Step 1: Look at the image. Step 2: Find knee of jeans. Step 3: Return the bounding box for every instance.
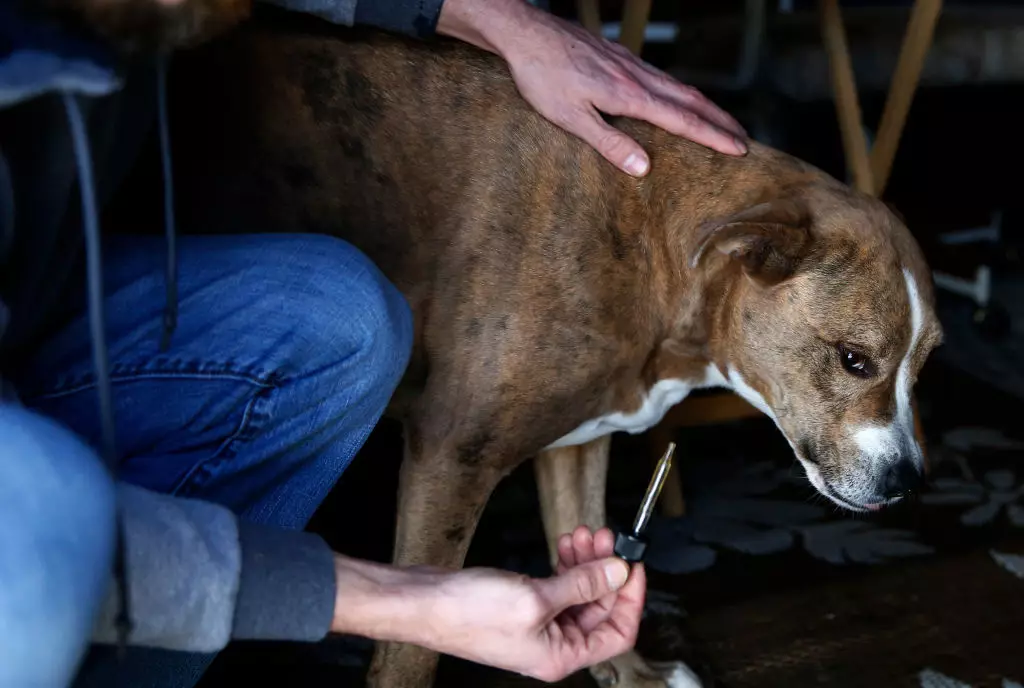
[367,279,413,392]
[301,237,413,392]
[351,269,413,399]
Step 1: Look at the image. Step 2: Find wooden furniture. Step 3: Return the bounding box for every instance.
[576,0,941,517]
[820,0,944,197]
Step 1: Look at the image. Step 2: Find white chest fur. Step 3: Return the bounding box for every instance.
[546,364,729,450]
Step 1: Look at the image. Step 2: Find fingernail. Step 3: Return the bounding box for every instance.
[734,136,748,155]
[604,559,629,589]
[624,153,648,176]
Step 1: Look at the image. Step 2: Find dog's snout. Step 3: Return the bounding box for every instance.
[882,459,925,498]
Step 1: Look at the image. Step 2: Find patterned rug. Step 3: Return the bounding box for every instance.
[196,353,1024,688]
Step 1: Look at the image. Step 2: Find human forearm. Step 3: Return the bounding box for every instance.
[330,527,642,682]
[435,0,531,56]
[329,554,431,643]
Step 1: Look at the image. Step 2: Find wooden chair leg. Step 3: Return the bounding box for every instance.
[576,0,602,36]
[821,0,941,197]
[870,0,943,195]
[819,0,875,194]
[620,0,654,56]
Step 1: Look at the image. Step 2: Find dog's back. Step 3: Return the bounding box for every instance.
[168,11,690,405]
[172,13,635,288]
[163,9,851,436]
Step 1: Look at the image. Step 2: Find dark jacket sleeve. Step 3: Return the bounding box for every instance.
[263,0,446,38]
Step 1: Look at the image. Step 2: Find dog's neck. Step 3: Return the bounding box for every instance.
[613,133,821,385]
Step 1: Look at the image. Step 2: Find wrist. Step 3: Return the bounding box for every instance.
[330,555,445,647]
[437,0,535,58]
[330,555,417,641]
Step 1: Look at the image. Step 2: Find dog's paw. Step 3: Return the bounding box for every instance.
[589,651,703,688]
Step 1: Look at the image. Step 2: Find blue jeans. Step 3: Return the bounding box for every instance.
[0,233,412,688]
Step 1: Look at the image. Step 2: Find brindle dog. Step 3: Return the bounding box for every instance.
[85,4,941,686]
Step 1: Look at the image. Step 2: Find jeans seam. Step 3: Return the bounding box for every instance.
[173,383,275,498]
[27,367,279,403]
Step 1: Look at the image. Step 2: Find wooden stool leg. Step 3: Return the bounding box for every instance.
[819,0,875,194]
[576,0,602,36]
[870,0,943,195]
[620,0,653,56]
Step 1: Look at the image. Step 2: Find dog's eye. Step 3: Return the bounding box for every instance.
[837,344,873,378]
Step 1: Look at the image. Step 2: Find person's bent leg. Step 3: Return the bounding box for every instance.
[0,404,116,688]
[21,232,412,525]
[16,233,412,688]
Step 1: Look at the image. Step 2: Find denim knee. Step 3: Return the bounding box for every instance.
[0,405,117,688]
[356,266,414,399]
[292,235,413,399]
[215,236,415,523]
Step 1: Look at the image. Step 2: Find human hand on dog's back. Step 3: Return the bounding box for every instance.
[331,526,645,682]
[437,0,748,177]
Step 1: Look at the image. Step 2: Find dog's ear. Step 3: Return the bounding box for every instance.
[689,197,813,286]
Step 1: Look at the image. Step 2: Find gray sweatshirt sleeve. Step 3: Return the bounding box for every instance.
[260,0,446,38]
[90,483,336,651]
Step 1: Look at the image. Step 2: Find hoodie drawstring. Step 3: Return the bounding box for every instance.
[60,56,180,656]
[61,90,132,654]
[157,56,178,351]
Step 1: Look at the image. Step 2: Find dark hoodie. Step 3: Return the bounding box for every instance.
[0,0,442,655]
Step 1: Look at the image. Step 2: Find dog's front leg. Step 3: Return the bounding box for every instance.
[365,423,509,688]
[535,437,703,688]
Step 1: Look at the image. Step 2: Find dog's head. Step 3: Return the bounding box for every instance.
[691,184,943,511]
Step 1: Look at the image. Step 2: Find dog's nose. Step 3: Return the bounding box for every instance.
[882,459,925,499]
